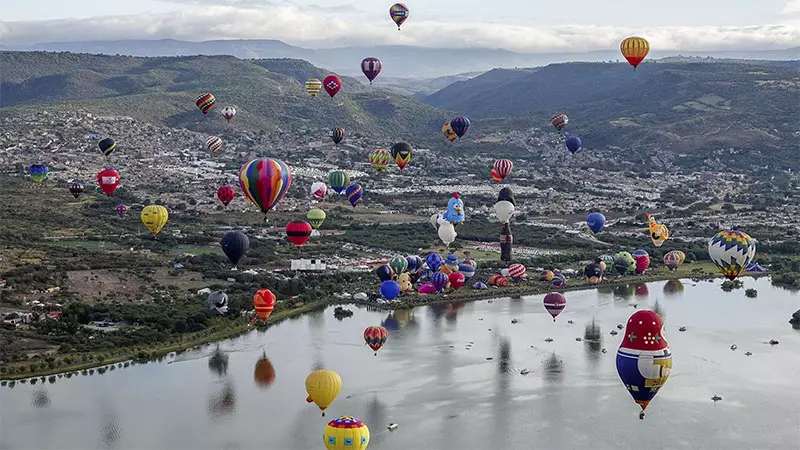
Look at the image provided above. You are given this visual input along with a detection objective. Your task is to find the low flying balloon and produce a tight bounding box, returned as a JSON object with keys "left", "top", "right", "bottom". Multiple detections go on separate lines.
{"left": 196, "top": 93, "right": 216, "bottom": 115}
{"left": 221, "top": 106, "right": 236, "bottom": 122}
{"left": 500, "top": 223, "right": 513, "bottom": 263}
{"left": 376, "top": 265, "right": 394, "bottom": 282}
{"left": 253, "top": 288, "right": 276, "bottom": 321}
{"left": 29, "top": 164, "right": 48, "bottom": 184}
{"left": 551, "top": 114, "right": 568, "bottom": 131}
{"left": 323, "top": 416, "right": 370, "bottom": 450}
{"left": 238, "top": 158, "right": 292, "bottom": 219}
{"left": 390, "top": 142, "right": 412, "bottom": 170}
{"left": 206, "top": 136, "right": 223, "bottom": 153}
{"left": 430, "top": 272, "right": 448, "bottom": 292}
{"left": 323, "top": 75, "right": 342, "bottom": 98}
{"left": 305, "top": 369, "right": 342, "bottom": 416}
{"left": 307, "top": 208, "right": 326, "bottom": 229}
{"left": 254, "top": 353, "right": 275, "bottom": 387}
{"left": 677, "top": 251, "right": 686, "bottom": 265}
{"left": 69, "top": 181, "right": 85, "bottom": 199}
{"left": 330, "top": 127, "right": 345, "bottom": 145}
{"left": 286, "top": 221, "right": 313, "bottom": 248}
{"left": 449, "top": 272, "right": 466, "bottom": 290}
{"left": 551, "top": 273, "right": 566, "bottom": 287}
{"left": 380, "top": 280, "right": 401, "bottom": 300}
{"left": 368, "top": 148, "right": 391, "bottom": 171}
{"left": 587, "top": 212, "right": 606, "bottom": 233}
{"left": 616, "top": 309, "right": 671, "bottom": 419}
{"left": 306, "top": 78, "right": 323, "bottom": 97}
{"left": 449, "top": 116, "right": 470, "bottom": 138}
{"left": 663, "top": 251, "right": 682, "bottom": 270}
{"left": 585, "top": 262, "right": 603, "bottom": 284}
{"left": 614, "top": 252, "right": 636, "bottom": 275}
{"left": 328, "top": 171, "right": 350, "bottom": 194}
{"left": 217, "top": 185, "right": 235, "bottom": 206}
{"left": 207, "top": 291, "right": 229, "bottom": 315}
{"left": 311, "top": 181, "right": 327, "bottom": 200}
{"left": 632, "top": 250, "right": 651, "bottom": 274}
{"left": 115, "top": 204, "right": 128, "bottom": 218}
{"left": 540, "top": 270, "right": 554, "bottom": 282}
{"left": 708, "top": 230, "right": 756, "bottom": 281}
{"left": 345, "top": 183, "right": 363, "bottom": 207}
{"left": 438, "top": 222, "right": 457, "bottom": 247}
{"left": 508, "top": 263, "right": 526, "bottom": 280}
{"left": 442, "top": 122, "right": 458, "bottom": 142}
{"left": 406, "top": 255, "right": 421, "bottom": 274}
{"left": 426, "top": 253, "right": 443, "bottom": 273}
{"left": 364, "top": 326, "right": 388, "bottom": 355}
{"left": 361, "top": 57, "right": 382, "bottom": 84}
{"left": 141, "top": 205, "right": 168, "bottom": 238}
{"left": 221, "top": 231, "right": 249, "bottom": 266}
{"left": 646, "top": 214, "right": 669, "bottom": 247}
{"left": 389, "top": 254, "right": 408, "bottom": 275}
{"left": 492, "top": 159, "right": 513, "bottom": 182}
{"left": 620, "top": 37, "right": 650, "bottom": 70}
{"left": 565, "top": 136, "right": 582, "bottom": 154}
{"left": 98, "top": 138, "right": 116, "bottom": 157}
{"left": 543, "top": 292, "right": 567, "bottom": 321}
{"left": 389, "top": 3, "right": 409, "bottom": 30}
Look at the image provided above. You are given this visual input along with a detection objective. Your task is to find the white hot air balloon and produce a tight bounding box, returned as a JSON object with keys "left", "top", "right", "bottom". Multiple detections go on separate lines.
{"left": 310, "top": 182, "right": 327, "bottom": 200}
{"left": 494, "top": 201, "right": 515, "bottom": 223}
{"left": 438, "top": 222, "right": 457, "bottom": 247}
{"left": 430, "top": 212, "right": 445, "bottom": 229}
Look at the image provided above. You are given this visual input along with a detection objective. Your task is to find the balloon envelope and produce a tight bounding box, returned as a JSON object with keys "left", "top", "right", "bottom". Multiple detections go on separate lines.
{"left": 238, "top": 158, "right": 292, "bottom": 216}
{"left": 221, "top": 231, "right": 249, "bottom": 266}
{"left": 708, "top": 230, "right": 756, "bottom": 281}
{"left": 380, "top": 280, "right": 401, "bottom": 300}
{"left": 587, "top": 212, "right": 606, "bottom": 233}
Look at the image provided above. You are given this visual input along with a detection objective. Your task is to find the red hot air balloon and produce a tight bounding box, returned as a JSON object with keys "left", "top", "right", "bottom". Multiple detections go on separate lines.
{"left": 492, "top": 159, "right": 513, "bottom": 182}
{"left": 323, "top": 75, "right": 342, "bottom": 98}
{"left": 508, "top": 263, "right": 527, "bottom": 280}
{"left": 364, "top": 326, "right": 388, "bottom": 355}
{"left": 217, "top": 186, "right": 235, "bottom": 206}
{"left": 448, "top": 272, "right": 466, "bottom": 290}
{"left": 254, "top": 353, "right": 276, "bottom": 387}
{"left": 543, "top": 292, "right": 566, "bottom": 321}
{"left": 253, "top": 288, "right": 276, "bottom": 321}
{"left": 286, "top": 221, "right": 313, "bottom": 247}
{"left": 96, "top": 169, "right": 120, "bottom": 196}
{"left": 361, "top": 57, "right": 382, "bottom": 84}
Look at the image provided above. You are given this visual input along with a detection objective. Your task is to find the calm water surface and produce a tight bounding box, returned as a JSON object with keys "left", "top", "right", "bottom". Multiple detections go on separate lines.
{"left": 2, "top": 277, "right": 800, "bottom": 450}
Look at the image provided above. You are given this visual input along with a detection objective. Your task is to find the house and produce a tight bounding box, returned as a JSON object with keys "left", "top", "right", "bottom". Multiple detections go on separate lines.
{"left": 291, "top": 259, "right": 327, "bottom": 271}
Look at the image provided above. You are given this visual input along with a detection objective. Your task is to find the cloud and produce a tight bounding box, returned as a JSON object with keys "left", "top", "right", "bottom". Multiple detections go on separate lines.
{"left": 1, "top": 5, "right": 798, "bottom": 52}
{"left": 784, "top": 0, "right": 800, "bottom": 14}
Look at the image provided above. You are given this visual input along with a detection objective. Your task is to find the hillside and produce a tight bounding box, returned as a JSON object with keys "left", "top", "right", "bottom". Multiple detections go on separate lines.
{"left": 424, "top": 60, "right": 800, "bottom": 156}
{"left": 0, "top": 51, "right": 448, "bottom": 140}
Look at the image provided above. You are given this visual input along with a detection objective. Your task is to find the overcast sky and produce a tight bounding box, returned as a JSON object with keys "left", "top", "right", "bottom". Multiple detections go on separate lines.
{"left": 2, "top": 0, "right": 799, "bottom": 51}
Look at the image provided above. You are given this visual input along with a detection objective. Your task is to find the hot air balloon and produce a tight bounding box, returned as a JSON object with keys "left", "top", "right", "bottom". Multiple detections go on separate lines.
{"left": 93, "top": 169, "right": 120, "bottom": 197}
{"left": 389, "top": 3, "right": 409, "bottom": 30}
{"left": 426, "top": 253, "right": 443, "bottom": 273}
{"left": 207, "top": 291, "right": 229, "bottom": 315}
{"left": 390, "top": 142, "right": 412, "bottom": 170}
{"left": 380, "top": 280, "right": 401, "bottom": 300}
{"left": 616, "top": 309, "right": 671, "bottom": 419}
{"left": 221, "top": 106, "right": 236, "bottom": 122}
{"left": 376, "top": 265, "right": 394, "bottom": 282}
{"left": 323, "top": 416, "right": 370, "bottom": 450}
{"left": 311, "top": 181, "right": 327, "bottom": 200}
{"left": 449, "top": 272, "right": 466, "bottom": 290}
{"left": 115, "top": 204, "right": 128, "bottom": 218}
{"left": 305, "top": 369, "right": 342, "bottom": 416}
{"left": 389, "top": 255, "right": 408, "bottom": 275}
{"left": 330, "top": 127, "right": 345, "bottom": 145}
{"left": 540, "top": 270, "right": 554, "bottom": 282}
{"left": 141, "top": 205, "right": 168, "bottom": 238}
{"left": 676, "top": 251, "right": 686, "bottom": 265}
{"left": 551, "top": 114, "right": 568, "bottom": 131}
{"left": 442, "top": 193, "right": 464, "bottom": 224}
{"left": 708, "top": 230, "right": 756, "bottom": 281}
{"left": 253, "top": 288, "right": 276, "bottom": 321}
{"left": 68, "top": 181, "right": 85, "bottom": 199}
{"left": 646, "top": 214, "right": 669, "bottom": 247}
{"left": 449, "top": 116, "right": 470, "bottom": 138}
{"left": 565, "top": 136, "right": 582, "bottom": 154}
{"left": 620, "top": 37, "right": 650, "bottom": 70}
{"left": 551, "top": 272, "right": 567, "bottom": 287}
{"left": 361, "top": 57, "right": 382, "bottom": 84}
{"left": 206, "top": 136, "right": 223, "bottom": 153}
{"left": 345, "top": 183, "right": 363, "bottom": 207}
{"left": 364, "top": 326, "right": 388, "bottom": 355}
{"left": 328, "top": 171, "right": 350, "bottom": 194}
{"left": 254, "top": 352, "right": 276, "bottom": 387}
{"left": 488, "top": 274, "right": 509, "bottom": 287}
{"left": 492, "top": 159, "right": 513, "bottom": 182}
{"left": 632, "top": 249, "right": 650, "bottom": 274}
{"left": 323, "top": 75, "right": 342, "bottom": 98}
{"left": 307, "top": 208, "right": 326, "bottom": 229}
{"left": 430, "top": 273, "right": 448, "bottom": 292}
{"left": 196, "top": 93, "right": 216, "bottom": 115}
{"left": 286, "top": 221, "right": 312, "bottom": 248}
{"left": 585, "top": 262, "right": 603, "bottom": 284}
{"left": 442, "top": 121, "right": 458, "bottom": 142}
{"left": 614, "top": 252, "right": 636, "bottom": 275}
{"left": 495, "top": 187, "right": 516, "bottom": 223}
{"left": 217, "top": 185, "right": 235, "bottom": 206}
{"left": 221, "top": 231, "right": 249, "bottom": 266}
{"left": 28, "top": 164, "right": 48, "bottom": 184}
{"left": 508, "top": 263, "right": 526, "bottom": 280}
{"left": 587, "top": 212, "right": 606, "bottom": 233}
{"left": 438, "top": 222, "right": 457, "bottom": 247}
{"left": 98, "top": 138, "right": 116, "bottom": 157}
{"left": 238, "top": 158, "right": 292, "bottom": 220}
{"left": 368, "top": 148, "right": 391, "bottom": 171}
{"left": 663, "top": 251, "right": 682, "bottom": 270}
{"left": 543, "top": 292, "right": 566, "bottom": 321}
{"left": 306, "top": 78, "right": 323, "bottom": 97}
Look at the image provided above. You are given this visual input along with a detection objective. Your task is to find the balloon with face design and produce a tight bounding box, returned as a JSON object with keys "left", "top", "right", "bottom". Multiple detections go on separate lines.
{"left": 443, "top": 193, "right": 464, "bottom": 224}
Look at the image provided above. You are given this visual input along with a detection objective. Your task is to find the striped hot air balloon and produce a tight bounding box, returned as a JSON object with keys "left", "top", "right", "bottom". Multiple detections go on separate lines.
{"left": 238, "top": 158, "right": 292, "bottom": 220}
{"left": 620, "top": 37, "right": 650, "bottom": 70}
{"left": 363, "top": 326, "right": 388, "bottom": 354}
{"left": 68, "top": 180, "right": 85, "bottom": 199}
{"left": 508, "top": 263, "right": 526, "bottom": 280}
{"left": 543, "top": 292, "right": 566, "bottom": 321}
{"left": 361, "top": 57, "right": 382, "bottom": 84}
{"left": 286, "top": 221, "right": 313, "bottom": 247}
{"left": 551, "top": 113, "right": 568, "bottom": 131}
{"left": 389, "top": 3, "right": 409, "bottom": 30}
{"left": 492, "top": 159, "right": 513, "bottom": 182}
{"left": 206, "top": 136, "right": 223, "bottom": 153}
{"left": 196, "top": 93, "right": 216, "bottom": 115}
{"left": 328, "top": 170, "right": 350, "bottom": 194}
{"left": 449, "top": 116, "right": 470, "bottom": 138}
{"left": 98, "top": 138, "right": 116, "bottom": 157}
{"left": 253, "top": 288, "right": 276, "bottom": 321}
{"left": 306, "top": 78, "right": 323, "bottom": 97}
{"left": 369, "top": 148, "right": 391, "bottom": 171}
{"left": 307, "top": 208, "right": 326, "bottom": 229}
{"left": 345, "top": 183, "right": 363, "bottom": 207}
{"left": 330, "top": 127, "right": 345, "bottom": 145}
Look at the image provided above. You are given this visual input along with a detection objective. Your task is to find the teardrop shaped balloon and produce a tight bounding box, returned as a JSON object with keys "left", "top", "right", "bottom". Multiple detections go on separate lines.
{"left": 328, "top": 171, "right": 350, "bottom": 194}
{"left": 708, "top": 230, "right": 755, "bottom": 281}
{"left": 330, "top": 127, "right": 345, "bottom": 145}
{"left": 389, "top": 3, "right": 409, "bottom": 30}
{"left": 195, "top": 92, "right": 216, "bottom": 115}
{"left": 345, "top": 183, "right": 363, "bottom": 207}
{"left": 206, "top": 136, "right": 223, "bottom": 153}
{"left": 364, "top": 326, "right": 388, "bottom": 354}
{"left": 390, "top": 142, "right": 412, "bottom": 170}
{"left": 620, "top": 37, "right": 650, "bottom": 70}
{"left": 253, "top": 288, "right": 276, "bottom": 321}
{"left": 305, "top": 369, "right": 342, "bottom": 416}
{"left": 492, "top": 159, "right": 513, "bottom": 181}
{"left": 238, "top": 158, "right": 292, "bottom": 218}
{"left": 587, "top": 212, "right": 605, "bottom": 233}
{"left": 97, "top": 168, "right": 120, "bottom": 196}
{"left": 254, "top": 353, "right": 275, "bottom": 388}
{"left": 323, "top": 75, "right": 342, "bottom": 98}
{"left": 217, "top": 185, "right": 235, "bottom": 206}
{"left": 565, "top": 136, "right": 582, "bottom": 154}
{"left": 551, "top": 113, "right": 568, "bottom": 131}
{"left": 543, "top": 292, "right": 566, "bottom": 321}
{"left": 286, "top": 221, "right": 313, "bottom": 247}
{"left": 221, "top": 106, "right": 236, "bottom": 122}
{"left": 306, "top": 77, "right": 323, "bottom": 97}
{"left": 221, "top": 231, "right": 249, "bottom": 266}
{"left": 141, "top": 205, "right": 168, "bottom": 238}
{"left": 449, "top": 116, "right": 470, "bottom": 138}
{"left": 29, "top": 164, "right": 48, "bottom": 184}
{"left": 115, "top": 204, "right": 128, "bottom": 218}
{"left": 361, "top": 57, "right": 382, "bottom": 84}
{"left": 369, "top": 148, "right": 391, "bottom": 171}
{"left": 98, "top": 138, "right": 116, "bottom": 157}
{"left": 307, "top": 208, "right": 326, "bottom": 229}
{"left": 69, "top": 181, "right": 85, "bottom": 199}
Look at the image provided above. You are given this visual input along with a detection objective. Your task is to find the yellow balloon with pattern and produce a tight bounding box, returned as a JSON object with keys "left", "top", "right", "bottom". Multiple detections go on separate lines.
{"left": 141, "top": 205, "right": 168, "bottom": 238}
{"left": 620, "top": 36, "right": 650, "bottom": 70}
{"left": 646, "top": 213, "right": 669, "bottom": 247}
{"left": 305, "top": 369, "right": 342, "bottom": 416}
{"left": 307, "top": 208, "right": 326, "bottom": 229}
{"left": 323, "top": 416, "right": 370, "bottom": 450}
{"left": 306, "top": 78, "right": 323, "bottom": 97}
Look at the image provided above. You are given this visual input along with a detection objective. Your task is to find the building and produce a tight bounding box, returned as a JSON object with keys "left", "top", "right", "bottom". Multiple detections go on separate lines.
{"left": 291, "top": 259, "right": 327, "bottom": 271}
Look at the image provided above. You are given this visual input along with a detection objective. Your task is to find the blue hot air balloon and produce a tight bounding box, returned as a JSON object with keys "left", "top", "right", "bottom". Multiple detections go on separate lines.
{"left": 380, "top": 280, "right": 401, "bottom": 300}
{"left": 430, "top": 273, "right": 448, "bottom": 292}
{"left": 345, "top": 183, "right": 363, "bottom": 207}
{"left": 565, "top": 136, "right": 582, "bottom": 154}
{"left": 376, "top": 265, "right": 394, "bottom": 282}
{"left": 425, "top": 253, "right": 443, "bottom": 273}
{"left": 587, "top": 212, "right": 606, "bottom": 233}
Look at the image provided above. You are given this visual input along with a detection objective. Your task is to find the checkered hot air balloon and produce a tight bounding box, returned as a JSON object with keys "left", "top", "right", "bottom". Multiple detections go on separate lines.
{"left": 195, "top": 93, "right": 216, "bottom": 115}
{"left": 708, "top": 230, "right": 756, "bottom": 281}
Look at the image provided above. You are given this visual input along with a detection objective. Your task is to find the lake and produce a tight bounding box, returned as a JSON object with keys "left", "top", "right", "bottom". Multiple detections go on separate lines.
{"left": 2, "top": 277, "right": 799, "bottom": 450}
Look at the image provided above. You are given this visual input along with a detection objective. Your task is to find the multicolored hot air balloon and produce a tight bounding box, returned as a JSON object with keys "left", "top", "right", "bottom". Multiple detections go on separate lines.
{"left": 389, "top": 254, "right": 408, "bottom": 275}
{"left": 442, "top": 121, "right": 458, "bottom": 142}
{"left": 196, "top": 93, "right": 216, "bottom": 115}
{"left": 632, "top": 249, "right": 650, "bottom": 274}
{"left": 708, "top": 230, "right": 756, "bottom": 281}
{"left": 221, "top": 106, "right": 236, "bottom": 122}
{"left": 646, "top": 214, "right": 669, "bottom": 247}
{"left": 253, "top": 288, "right": 276, "bottom": 321}
{"left": 141, "top": 205, "right": 168, "bottom": 238}
{"left": 368, "top": 148, "right": 391, "bottom": 171}
{"left": 616, "top": 309, "right": 671, "bottom": 419}
{"left": 98, "top": 138, "right": 116, "bottom": 157}
{"left": 449, "top": 116, "right": 470, "bottom": 138}
{"left": 551, "top": 113, "right": 568, "bottom": 131}
{"left": 286, "top": 221, "right": 313, "bottom": 247}
{"left": 330, "top": 127, "right": 345, "bottom": 145}
{"left": 28, "top": 164, "right": 48, "bottom": 184}
{"left": 565, "top": 136, "right": 582, "bottom": 154}
{"left": 508, "top": 263, "right": 526, "bottom": 280}
{"left": 345, "top": 183, "right": 363, "bottom": 207}
{"left": 311, "top": 181, "right": 327, "bottom": 200}
{"left": 206, "top": 136, "right": 223, "bottom": 153}
{"left": 364, "top": 326, "right": 388, "bottom": 355}
{"left": 306, "top": 78, "right": 323, "bottom": 97}
{"left": 361, "top": 57, "right": 382, "bottom": 84}
{"left": 307, "top": 208, "right": 326, "bottom": 229}
{"left": 323, "top": 416, "right": 370, "bottom": 450}
{"left": 614, "top": 252, "right": 637, "bottom": 275}
{"left": 543, "top": 292, "right": 566, "bottom": 321}
{"left": 492, "top": 159, "right": 513, "bottom": 182}
{"left": 620, "top": 37, "right": 650, "bottom": 70}
{"left": 115, "top": 204, "right": 128, "bottom": 218}
{"left": 430, "top": 272, "right": 448, "bottom": 292}
{"left": 389, "top": 3, "right": 409, "bottom": 30}
{"left": 390, "top": 142, "right": 412, "bottom": 170}
{"left": 328, "top": 171, "right": 350, "bottom": 194}
{"left": 97, "top": 168, "right": 120, "bottom": 196}
{"left": 238, "top": 158, "right": 292, "bottom": 220}
{"left": 217, "top": 185, "right": 235, "bottom": 206}
{"left": 663, "top": 250, "right": 682, "bottom": 270}
{"left": 306, "top": 369, "right": 342, "bottom": 416}
{"left": 69, "top": 181, "right": 85, "bottom": 199}
{"left": 323, "top": 75, "right": 342, "bottom": 97}
{"left": 587, "top": 212, "right": 606, "bottom": 233}
{"left": 221, "top": 231, "right": 249, "bottom": 266}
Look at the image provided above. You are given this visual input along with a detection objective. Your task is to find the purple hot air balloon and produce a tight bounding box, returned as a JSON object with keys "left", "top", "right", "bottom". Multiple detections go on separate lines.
{"left": 115, "top": 204, "right": 128, "bottom": 218}
{"left": 418, "top": 282, "right": 437, "bottom": 294}
{"left": 425, "top": 253, "right": 443, "bottom": 273}
{"left": 449, "top": 116, "right": 471, "bottom": 138}
{"left": 543, "top": 292, "right": 566, "bottom": 321}
{"left": 345, "top": 183, "right": 363, "bottom": 207}
{"left": 430, "top": 273, "right": 448, "bottom": 292}
{"left": 361, "top": 57, "right": 382, "bottom": 84}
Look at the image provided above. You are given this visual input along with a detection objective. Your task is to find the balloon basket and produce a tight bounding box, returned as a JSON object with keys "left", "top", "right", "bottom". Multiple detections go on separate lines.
{"left": 639, "top": 412, "right": 646, "bottom": 420}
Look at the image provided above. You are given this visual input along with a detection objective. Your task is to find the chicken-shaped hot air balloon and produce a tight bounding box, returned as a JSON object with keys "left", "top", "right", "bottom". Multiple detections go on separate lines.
{"left": 323, "top": 416, "right": 370, "bottom": 450}
{"left": 361, "top": 57, "right": 382, "bottom": 84}
{"left": 543, "top": 292, "right": 566, "bottom": 321}
{"left": 323, "top": 75, "right": 342, "bottom": 98}
{"left": 390, "top": 142, "right": 412, "bottom": 170}
{"left": 646, "top": 214, "right": 669, "bottom": 247}
{"left": 238, "top": 158, "right": 292, "bottom": 221}
{"left": 708, "top": 230, "right": 756, "bottom": 281}
{"left": 389, "top": 3, "right": 409, "bottom": 30}
{"left": 253, "top": 288, "right": 276, "bottom": 321}
{"left": 364, "top": 326, "right": 388, "bottom": 355}
{"left": 141, "top": 205, "right": 168, "bottom": 238}
{"left": 328, "top": 171, "right": 350, "bottom": 194}
{"left": 368, "top": 148, "right": 391, "bottom": 171}
{"left": 442, "top": 193, "right": 464, "bottom": 224}
{"left": 620, "top": 37, "right": 650, "bottom": 70}
{"left": 97, "top": 168, "right": 120, "bottom": 196}
{"left": 306, "top": 78, "right": 323, "bottom": 97}
{"left": 217, "top": 185, "right": 235, "bottom": 206}
{"left": 196, "top": 93, "right": 216, "bottom": 115}
{"left": 442, "top": 121, "right": 458, "bottom": 142}
{"left": 306, "top": 369, "right": 342, "bottom": 416}
{"left": 616, "top": 309, "right": 672, "bottom": 420}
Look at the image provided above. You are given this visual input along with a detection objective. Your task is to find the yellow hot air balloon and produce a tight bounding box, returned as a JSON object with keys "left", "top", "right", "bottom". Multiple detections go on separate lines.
{"left": 307, "top": 208, "right": 326, "bottom": 229}
{"left": 141, "top": 205, "right": 168, "bottom": 238}
{"left": 620, "top": 37, "right": 650, "bottom": 70}
{"left": 646, "top": 213, "right": 669, "bottom": 247}
{"left": 305, "top": 369, "right": 341, "bottom": 416}
{"left": 323, "top": 416, "right": 370, "bottom": 450}
{"left": 306, "top": 78, "right": 323, "bottom": 97}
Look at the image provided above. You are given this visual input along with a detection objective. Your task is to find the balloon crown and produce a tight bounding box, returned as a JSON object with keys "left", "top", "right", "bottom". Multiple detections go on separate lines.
{"left": 452, "top": 192, "right": 460, "bottom": 199}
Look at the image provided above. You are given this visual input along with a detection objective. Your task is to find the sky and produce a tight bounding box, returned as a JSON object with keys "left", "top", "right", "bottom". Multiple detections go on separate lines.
{"left": 1, "top": 0, "right": 799, "bottom": 52}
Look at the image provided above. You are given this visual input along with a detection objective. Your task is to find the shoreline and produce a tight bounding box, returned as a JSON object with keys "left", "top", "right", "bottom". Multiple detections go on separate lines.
{"left": 1, "top": 266, "right": 732, "bottom": 381}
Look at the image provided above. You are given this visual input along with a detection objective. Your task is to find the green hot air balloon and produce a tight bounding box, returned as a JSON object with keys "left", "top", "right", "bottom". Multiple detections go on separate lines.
{"left": 328, "top": 170, "right": 350, "bottom": 194}
{"left": 389, "top": 254, "right": 408, "bottom": 275}
{"left": 307, "top": 208, "right": 326, "bottom": 229}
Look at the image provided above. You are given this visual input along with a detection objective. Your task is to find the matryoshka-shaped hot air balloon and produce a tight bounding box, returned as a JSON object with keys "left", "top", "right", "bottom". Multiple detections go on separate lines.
{"left": 368, "top": 148, "right": 391, "bottom": 171}
{"left": 361, "top": 57, "right": 382, "bottom": 84}
{"left": 306, "top": 77, "right": 323, "bottom": 97}
{"left": 390, "top": 142, "right": 412, "bottom": 170}
{"left": 98, "top": 138, "right": 116, "bottom": 157}
{"left": 345, "top": 183, "right": 363, "bottom": 207}
{"left": 587, "top": 212, "right": 606, "bottom": 233}
{"left": 389, "top": 3, "right": 409, "bottom": 30}
{"left": 616, "top": 309, "right": 672, "bottom": 419}
{"left": 311, "top": 181, "right": 327, "bottom": 200}
{"left": 221, "top": 106, "right": 236, "bottom": 122}
{"left": 543, "top": 292, "right": 566, "bottom": 321}
{"left": 196, "top": 93, "right": 216, "bottom": 115}
{"left": 141, "top": 205, "right": 168, "bottom": 238}
{"left": 286, "top": 221, "right": 313, "bottom": 248}
{"left": 565, "top": 136, "right": 582, "bottom": 154}
{"left": 69, "top": 180, "right": 85, "bottom": 199}
{"left": 442, "top": 121, "right": 458, "bottom": 142}
{"left": 492, "top": 159, "right": 513, "bottom": 182}
{"left": 620, "top": 36, "right": 650, "bottom": 70}
{"left": 115, "top": 204, "right": 128, "bottom": 218}
{"left": 206, "top": 136, "right": 223, "bottom": 153}
{"left": 307, "top": 208, "right": 326, "bottom": 230}
{"left": 217, "top": 185, "right": 235, "bottom": 206}
{"left": 253, "top": 288, "right": 276, "bottom": 321}
{"left": 646, "top": 213, "right": 669, "bottom": 247}
{"left": 306, "top": 369, "right": 342, "bottom": 416}
{"left": 328, "top": 171, "right": 350, "bottom": 194}
{"left": 449, "top": 116, "right": 470, "bottom": 138}
{"left": 330, "top": 127, "right": 345, "bottom": 145}
{"left": 364, "top": 325, "right": 388, "bottom": 355}
{"left": 551, "top": 113, "right": 568, "bottom": 131}
{"left": 323, "top": 75, "right": 342, "bottom": 98}
{"left": 97, "top": 168, "right": 120, "bottom": 196}
{"left": 238, "top": 158, "right": 292, "bottom": 221}
{"left": 708, "top": 230, "right": 756, "bottom": 281}
{"left": 323, "top": 416, "right": 370, "bottom": 450}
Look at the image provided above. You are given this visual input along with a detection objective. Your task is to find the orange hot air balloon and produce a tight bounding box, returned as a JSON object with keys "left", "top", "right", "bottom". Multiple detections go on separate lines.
{"left": 253, "top": 289, "right": 276, "bottom": 321}
{"left": 364, "top": 326, "right": 388, "bottom": 355}
{"left": 620, "top": 37, "right": 650, "bottom": 70}
{"left": 254, "top": 352, "right": 276, "bottom": 387}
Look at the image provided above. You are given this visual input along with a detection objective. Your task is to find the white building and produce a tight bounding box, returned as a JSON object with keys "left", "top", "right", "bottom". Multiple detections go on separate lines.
{"left": 291, "top": 259, "right": 327, "bottom": 271}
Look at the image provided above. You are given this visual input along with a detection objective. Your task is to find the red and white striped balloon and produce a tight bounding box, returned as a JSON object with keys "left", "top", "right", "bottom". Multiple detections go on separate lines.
{"left": 508, "top": 263, "right": 526, "bottom": 280}
{"left": 492, "top": 159, "right": 513, "bottom": 182}
{"left": 543, "top": 292, "right": 567, "bottom": 321}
